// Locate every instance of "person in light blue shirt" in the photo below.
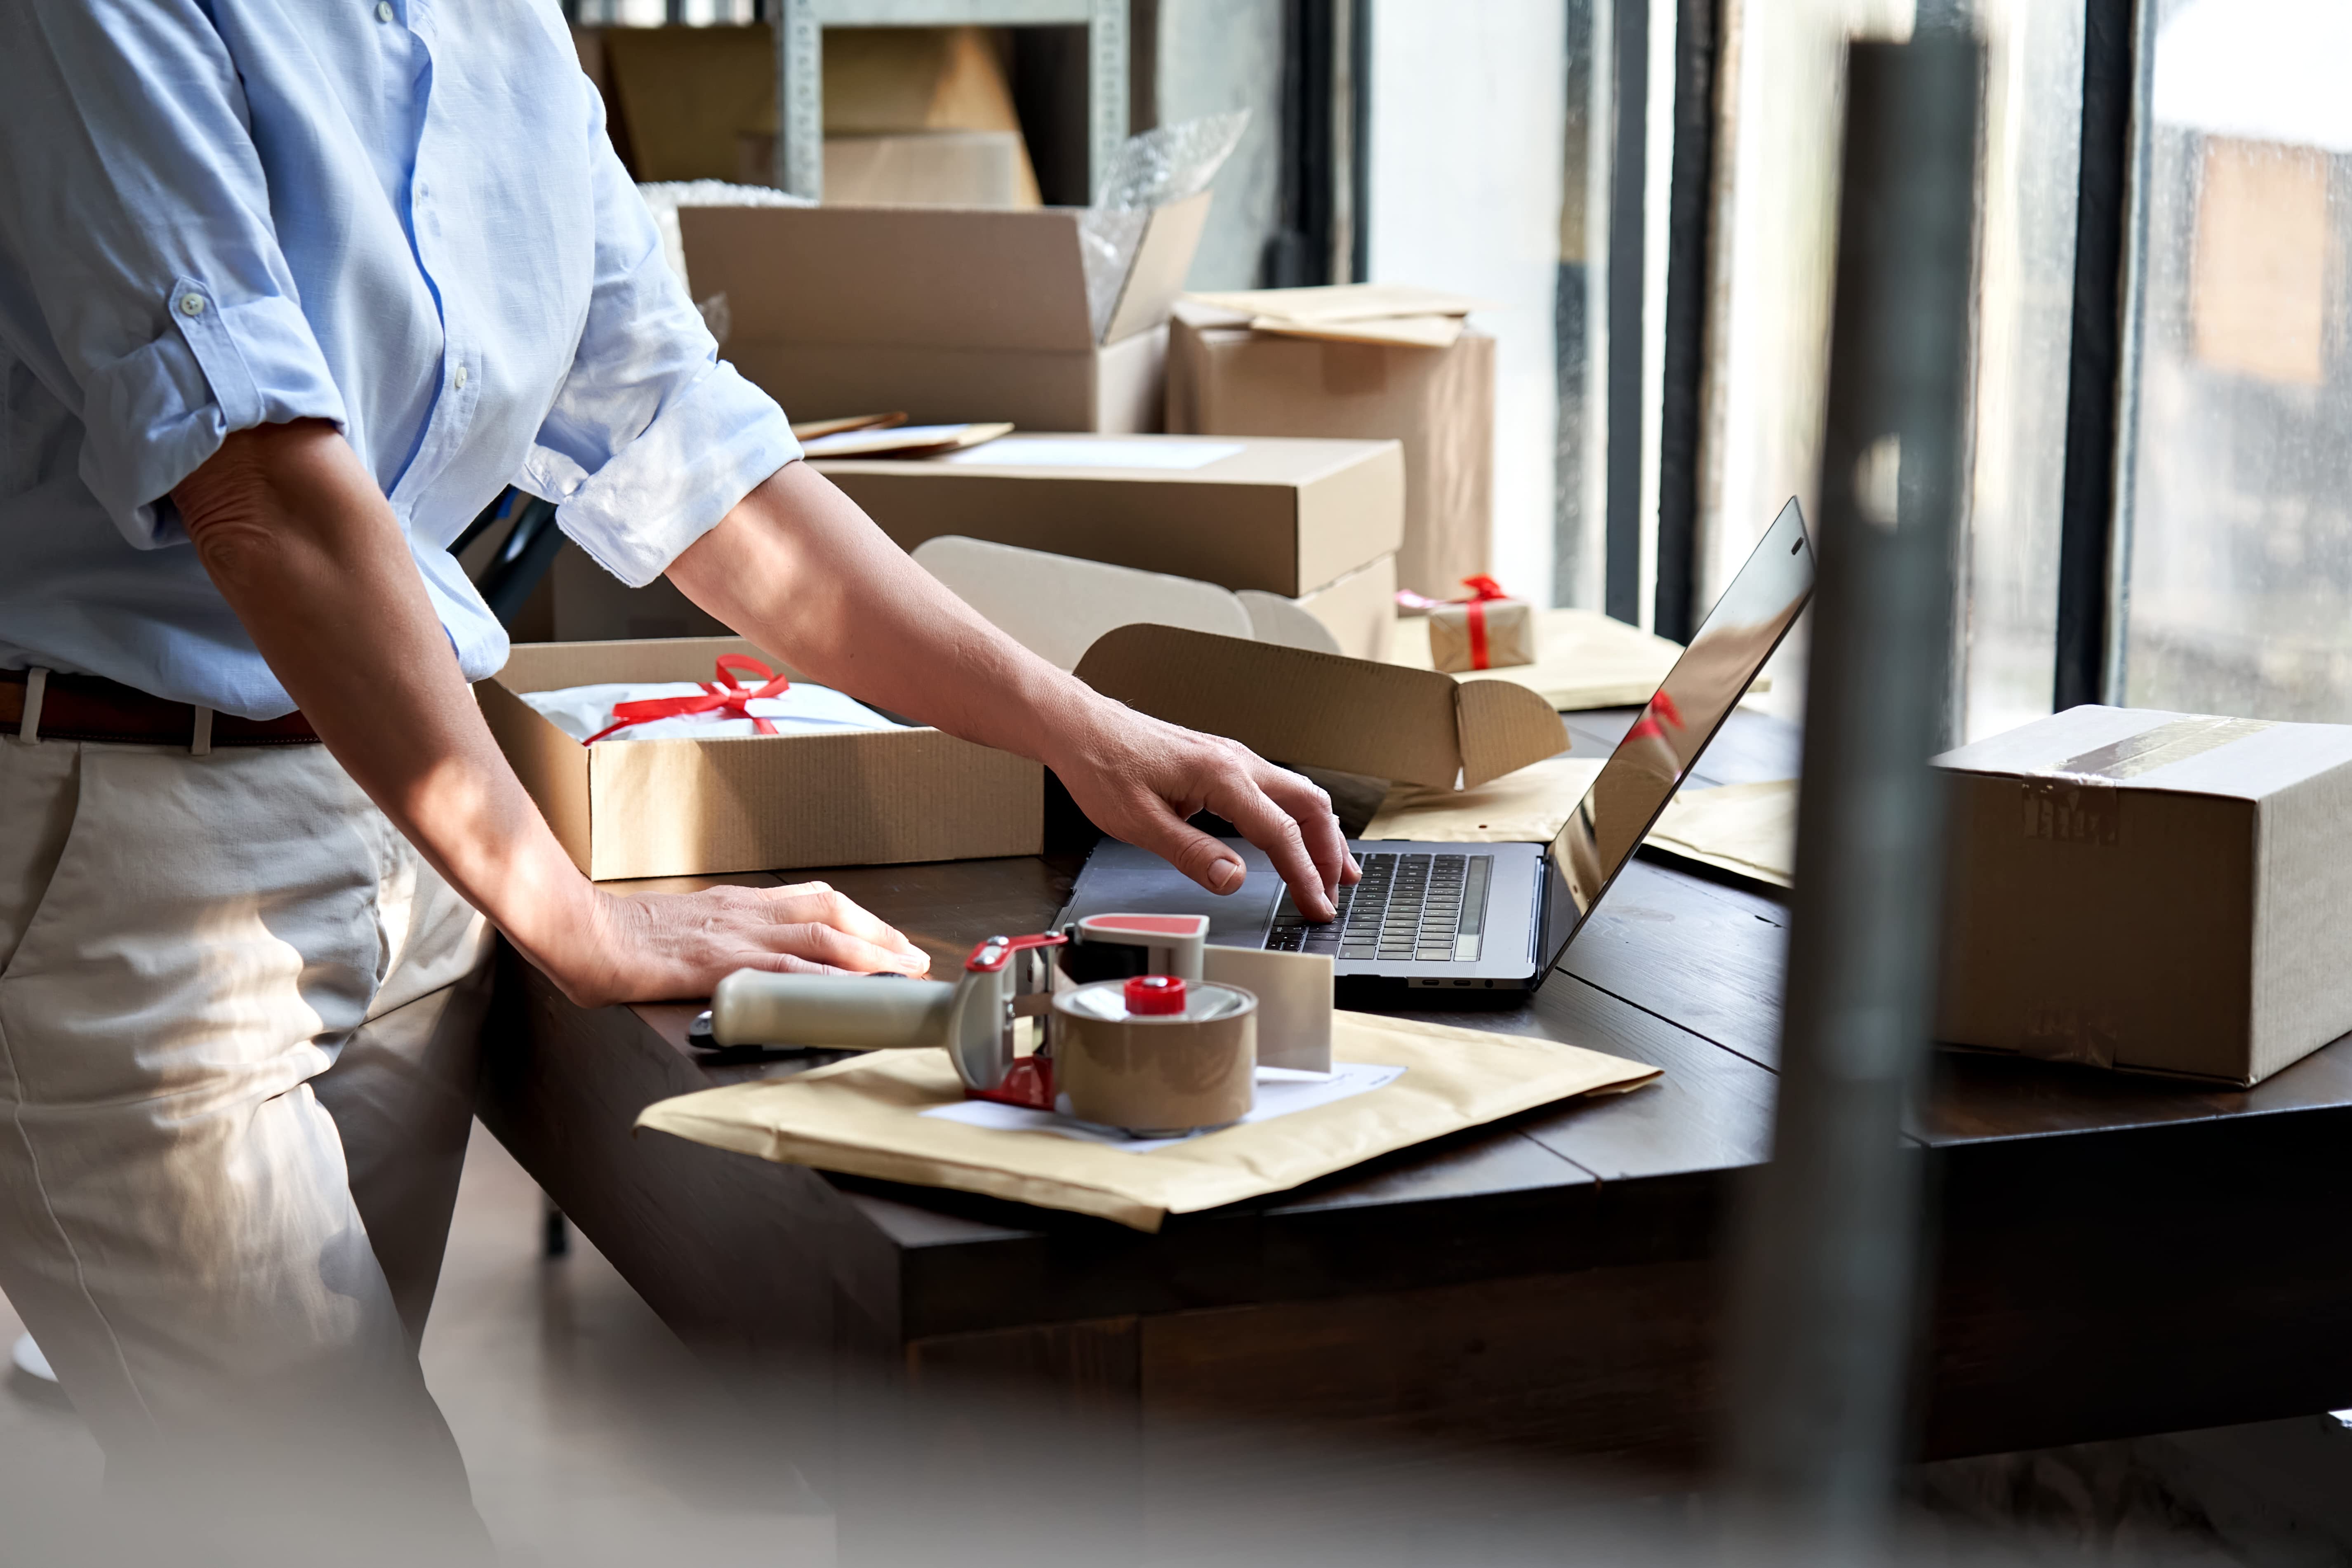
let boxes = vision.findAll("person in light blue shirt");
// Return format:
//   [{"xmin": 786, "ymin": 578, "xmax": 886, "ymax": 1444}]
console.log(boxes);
[{"xmin": 0, "ymin": 0, "xmax": 1354, "ymax": 1542}]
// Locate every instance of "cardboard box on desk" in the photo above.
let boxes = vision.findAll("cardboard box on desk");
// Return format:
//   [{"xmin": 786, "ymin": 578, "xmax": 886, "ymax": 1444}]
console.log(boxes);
[
  {"xmin": 1167, "ymin": 300, "xmax": 1494, "ymax": 598},
  {"xmin": 1935, "ymin": 706, "xmax": 2352, "ymax": 1086},
  {"xmin": 479, "ymin": 638, "xmax": 1041, "ymax": 881},
  {"xmin": 817, "ymin": 433, "xmax": 1403, "ymax": 598},
  {"xmin": 680, "ymin": 196, "xmax": 1211, "ymax": 433}
]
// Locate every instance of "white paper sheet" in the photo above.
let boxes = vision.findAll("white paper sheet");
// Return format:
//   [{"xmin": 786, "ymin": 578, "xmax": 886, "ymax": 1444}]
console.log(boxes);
[
  {"xmin": 936, "ymin": 438, "xmax": 1245, "ymax": 472},
  {"xmin": 522, "ymin": 681, "xmax": 905, "ymax": 743},
  {"xmin": 921, "ymin": 1062, "xmax": 1405, "ymax": 1153}
]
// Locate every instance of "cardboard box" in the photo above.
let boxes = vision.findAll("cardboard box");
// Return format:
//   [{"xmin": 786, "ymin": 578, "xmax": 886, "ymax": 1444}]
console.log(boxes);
[
  {"xmin": 1075, "ymin": 624, "xmax": 1567, "ymax": 791},
  {"xmin": 815, "ymin": 434, "xmax": 1403, "ymax": 598},
  {"xmin": 818, "ymin": 131, "xmax": 1036, "ymax": 208},
  {"xmin": 480, "ymin": 638, "xmax": 1042, "ymax": 881},
  {"xmin": 1268, "ymin": 554, "xmax": 1396, "ymax": 662},
  {"xmin": 1167, "ymin": 301, "xmax": 1494, "ymax": 598},
  {"xmin": 681, "ymin": 197, "xmax": 1211, "ymax": 432},
  {"xmin": 544, "ymin": 537, "xmax": 1396, "ymax": 662},
  {"xmin": 1935, "ymin": 706, "xmax": 2352, "ymax": 1085}
]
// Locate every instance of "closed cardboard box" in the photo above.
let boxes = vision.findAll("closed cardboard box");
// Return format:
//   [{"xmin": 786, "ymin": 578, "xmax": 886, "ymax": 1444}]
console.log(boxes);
[
  {"xmin": 480, "ymin": 638, "xmax": 1042, "ymax": 881},
  {"xmin": 814, "ymin": 434, "xmax": 1404, "ymax": 598},
  {"xmin": 1935, "ymin": 706, "xmax": 2352, "ymax": 1086},
  {"xmin": 680, "ymin": 198, "xmax": 1210, "ymax": 433},
  {"xmin": 1166, "ymin": 303, "xmax": 1494, "ymax": 598}
]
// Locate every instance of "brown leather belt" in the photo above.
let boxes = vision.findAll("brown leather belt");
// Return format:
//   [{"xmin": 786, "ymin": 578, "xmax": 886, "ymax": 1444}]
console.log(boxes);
[{"xmin": 1, "ymin": 668, "xmax": 320, "ymax": 749}]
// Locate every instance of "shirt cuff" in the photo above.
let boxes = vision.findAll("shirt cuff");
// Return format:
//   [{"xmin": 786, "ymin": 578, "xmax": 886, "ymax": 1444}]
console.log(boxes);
[
  {"xmin": 78, "ymin": 278, "xmax": 349, "ymax": 546},
  {"xmin": 540, "ymin": 360, "xmax": 801, "ymax": 589}
]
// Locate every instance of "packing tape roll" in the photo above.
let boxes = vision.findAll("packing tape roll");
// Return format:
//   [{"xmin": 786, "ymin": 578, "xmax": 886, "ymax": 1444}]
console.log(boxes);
[{"xmin": 1051, "ymin": 980, "xmax": 1257, "ymax": 1136}]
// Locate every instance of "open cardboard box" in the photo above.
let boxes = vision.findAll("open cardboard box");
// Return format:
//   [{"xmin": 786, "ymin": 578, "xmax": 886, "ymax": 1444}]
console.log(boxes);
[
  {"xmin": 815, "ymin": 433, "xmax": 1403, "ymax": 598},
  {"xmin": 680, "ymin": 196, "xmax": 1212, "ymax": 434},
  {"xmin": 1075, "ymin": 623, "xmax": 1569, "ymax": 790},
  {"xmin": 1936, "ymin": 705, "xmax": 2352, "ymax": 1086},
  {"xmin": 479, "ymin": 638, "xmax": 1043, "ymax": 881}
]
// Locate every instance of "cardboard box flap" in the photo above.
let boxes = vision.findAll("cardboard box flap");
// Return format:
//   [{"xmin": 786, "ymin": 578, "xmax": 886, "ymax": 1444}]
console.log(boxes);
[
  {"xmin": 1101, "ymin": 192, "xmax": 1214, "ymax": 345},
  {"xmin": 912, "ymin": 535, "xmax": 1254, "ymax": 670},
  {"xmin": 1935, "ymin": 704, "xmax": 2352, "ymax": 800},
  {"xmin": 1074, "ymin": 624, "xmax": 1565, "ymax": 790},
  {"xmin": 679, "ymin": 205, "xmax": 1095, "ymax": 351}
]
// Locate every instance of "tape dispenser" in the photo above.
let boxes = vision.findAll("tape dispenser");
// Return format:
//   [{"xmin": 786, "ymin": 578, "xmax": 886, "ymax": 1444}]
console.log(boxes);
[{"xmin": 685, "ymin": 913, "xmax": 1215, "ymax": 1111}]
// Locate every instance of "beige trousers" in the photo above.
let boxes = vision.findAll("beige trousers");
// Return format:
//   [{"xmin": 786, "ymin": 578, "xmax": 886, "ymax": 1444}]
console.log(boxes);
[{"xmin": 0, "ymin": 735, "xmax": 493, "ymax": 1541}]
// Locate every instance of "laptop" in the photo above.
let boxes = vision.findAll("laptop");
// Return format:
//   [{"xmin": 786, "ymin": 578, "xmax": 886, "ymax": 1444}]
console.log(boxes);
[{"xmin": 1059, "ymin": 498, "xmax": 1814, "ymax": 1001}]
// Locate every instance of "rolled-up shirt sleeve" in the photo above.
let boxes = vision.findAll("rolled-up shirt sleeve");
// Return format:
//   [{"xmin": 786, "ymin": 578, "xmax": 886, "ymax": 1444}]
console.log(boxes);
[
  {"xmin": 0, "ymin": 0, "xmax": 348, "ymax": 547},
  {"xmin": 521, "ymin": 83, "xmax": 800, "ymax": 589}
]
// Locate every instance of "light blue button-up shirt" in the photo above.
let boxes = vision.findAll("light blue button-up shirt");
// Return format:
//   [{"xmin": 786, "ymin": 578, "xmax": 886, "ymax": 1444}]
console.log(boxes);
[{"xmin": 0, "ymin": 0, "xmax": 799, "ymax": 718}]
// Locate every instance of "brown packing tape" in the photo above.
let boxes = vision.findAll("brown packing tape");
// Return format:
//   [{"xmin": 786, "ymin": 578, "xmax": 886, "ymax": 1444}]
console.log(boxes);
[
  {"xmin": 2046, "ymin": 716, "xmax": 2275, "ymax": 782},
  {"xmin": 1074, "ymin": 624, "xmax": 1566, "ymax": 790},
  {"xmin": 634, "ymin": 1011, "xmax": 1658, "ymax": 1232}
]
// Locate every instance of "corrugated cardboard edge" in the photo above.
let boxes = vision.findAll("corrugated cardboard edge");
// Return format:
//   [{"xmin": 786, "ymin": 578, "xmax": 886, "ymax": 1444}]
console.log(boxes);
[
  {"xmin": 1076, "ymin": 624, "xmax": 1565, "ymax": 790},
  {"xmin": 634, "ymin": 1012, "xmax": 1660, "ymax": 1232}
]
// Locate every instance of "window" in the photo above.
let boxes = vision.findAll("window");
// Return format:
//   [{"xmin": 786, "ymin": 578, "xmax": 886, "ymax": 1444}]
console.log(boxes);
[{"xmin": 2111, "ymin": 0, "xmax": 2352, "ymax": 721}]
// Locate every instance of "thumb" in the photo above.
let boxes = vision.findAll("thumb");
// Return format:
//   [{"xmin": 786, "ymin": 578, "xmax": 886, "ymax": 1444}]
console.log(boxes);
[{"xmin": 1122, "ymin": 801, "xmax": 1246, "ymax": 895}]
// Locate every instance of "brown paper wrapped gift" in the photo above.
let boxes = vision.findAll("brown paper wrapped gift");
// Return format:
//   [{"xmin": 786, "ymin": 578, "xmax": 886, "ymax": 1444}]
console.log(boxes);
[
  {"xmin": 636, "ymin": 1012, "xmax": 1657, "ymax": 1232},
  {"xmin": 1425, "ymin": 578, "xmax": 1537, "ymax": 672}
]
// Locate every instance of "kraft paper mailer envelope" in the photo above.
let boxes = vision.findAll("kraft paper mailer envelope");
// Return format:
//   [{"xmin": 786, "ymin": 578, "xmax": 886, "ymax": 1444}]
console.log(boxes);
[{"xmin": 636, "ymin": 1012, "xmax": 1658, "ymax": 1232}]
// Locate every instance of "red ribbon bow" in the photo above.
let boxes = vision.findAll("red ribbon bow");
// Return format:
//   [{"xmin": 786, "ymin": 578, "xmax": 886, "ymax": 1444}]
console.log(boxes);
[
  {"xmin": 1453, "ymin": 575, "xmax": 1511, "ymax": 670},
  {"xmin": 582, "ymin": 655, "xmax": 791, "ymax": 746}
]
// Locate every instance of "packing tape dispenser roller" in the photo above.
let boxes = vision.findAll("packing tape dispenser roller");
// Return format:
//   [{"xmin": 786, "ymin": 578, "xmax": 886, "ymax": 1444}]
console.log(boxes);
[{"xmin": 687, "ymin": 914, "xmax": 1259, "ymax": 1132}]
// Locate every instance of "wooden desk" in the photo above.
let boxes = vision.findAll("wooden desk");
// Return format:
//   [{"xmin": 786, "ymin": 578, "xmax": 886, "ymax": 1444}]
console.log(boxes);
[{"xmin": 478, "ymin": 711, "xmax": 2352, "ymax": 1484}]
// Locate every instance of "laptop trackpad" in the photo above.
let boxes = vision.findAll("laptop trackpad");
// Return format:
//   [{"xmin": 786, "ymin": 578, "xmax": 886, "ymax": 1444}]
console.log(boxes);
[{"xmin": 1061, "ymin": 840, "xmax": 1283, "ymax": 947}]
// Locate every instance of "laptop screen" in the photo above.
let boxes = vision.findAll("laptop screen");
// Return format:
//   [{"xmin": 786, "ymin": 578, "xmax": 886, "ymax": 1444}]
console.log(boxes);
[{"xmin": 1536, "ymin": 498, "xmax": 1815, "ymax": 970}]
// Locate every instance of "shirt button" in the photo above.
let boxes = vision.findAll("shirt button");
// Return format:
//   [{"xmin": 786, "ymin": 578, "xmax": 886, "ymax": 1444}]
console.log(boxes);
[
  {"xmin": 177, "ymin": 293, "xmax": 207, "ymax": 317},
  {"xmin": 452, "ymin": 365, "xmax": 469, "ymax": 390},
  {"xmin": 374, "ymin": 1, "xmax": 393, "ymax": 19}
]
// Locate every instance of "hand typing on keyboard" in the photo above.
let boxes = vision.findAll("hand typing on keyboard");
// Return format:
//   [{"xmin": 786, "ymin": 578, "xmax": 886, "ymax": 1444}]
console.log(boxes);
[{"xmin": 1266, "ymin": 852, "xmax": 1491, "ymax": 964}]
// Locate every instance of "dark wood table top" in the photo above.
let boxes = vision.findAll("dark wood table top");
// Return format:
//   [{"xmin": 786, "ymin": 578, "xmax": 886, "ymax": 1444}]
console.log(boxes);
[
  {"xmin": 604, "ymin": 708, "xmax": 2352, "ymax": 1294},
  {"xmin": 492, "ymin": 707, "xmax": 2352, "ymax": 1457}
]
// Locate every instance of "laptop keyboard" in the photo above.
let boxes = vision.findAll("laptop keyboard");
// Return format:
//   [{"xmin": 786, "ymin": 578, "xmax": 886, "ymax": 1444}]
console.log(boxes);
[{"xmin": 1266, "ymin": 851, "xmax": 1492, "ymax": 963}]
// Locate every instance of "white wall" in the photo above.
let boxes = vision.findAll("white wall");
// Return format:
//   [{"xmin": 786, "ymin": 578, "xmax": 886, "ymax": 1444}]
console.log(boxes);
[{"xmin": 1367, "ymin": 0, "xmax": 1568, "ymax": 602}]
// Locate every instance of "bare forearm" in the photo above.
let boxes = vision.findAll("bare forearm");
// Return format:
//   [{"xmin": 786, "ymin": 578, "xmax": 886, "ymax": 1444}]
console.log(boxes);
[
  {"xmin": 666, "ymin": 461, "xmax": 1110, "ymax": 768},
  {"xmin": 668, "ymin": 460, "xmax": 1356, "ymax": 918},
  {"xmin": 174, "ymin": 421, "xmax": 598, "ymax": 977}
]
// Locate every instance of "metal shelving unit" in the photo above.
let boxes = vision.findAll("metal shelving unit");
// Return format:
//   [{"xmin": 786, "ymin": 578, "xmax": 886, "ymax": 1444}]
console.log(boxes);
[{"xmin": 766, "ymin": 0, "xmax": 1128, "ymax": 201}]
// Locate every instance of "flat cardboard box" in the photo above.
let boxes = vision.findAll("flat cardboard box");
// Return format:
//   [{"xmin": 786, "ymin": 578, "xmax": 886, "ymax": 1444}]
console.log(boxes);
[
  {"xmin": 1075, "ymin": 624, "xmax": 1568, "ymax": 791},
  {"xmin": 680, "ymin": 198, "xmax": 1211, "ymax": 432},
  {"xmin": 1167, "ymin": 301, "xmax": 1494, "ymax": 598},
  {"xmin": 1935, "ymin": 706, "xmax": 2352, "ymax": 1085},
  {"xmin": 480, "ymin": 638, "xmax": 1042, "ymax": 881},
  {"xmin": 545, "ymin": 538, "xmax": 1397, "ymax": 662},
  {"xmin": 816, "ymin": 434, "xmax": 1404, "ymax": 598}
]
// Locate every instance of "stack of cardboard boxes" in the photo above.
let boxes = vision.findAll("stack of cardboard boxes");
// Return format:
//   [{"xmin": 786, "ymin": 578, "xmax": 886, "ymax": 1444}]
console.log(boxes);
[{"xmin": 516, "ymin": 174, "xmax": 1509, "ymax": 877}]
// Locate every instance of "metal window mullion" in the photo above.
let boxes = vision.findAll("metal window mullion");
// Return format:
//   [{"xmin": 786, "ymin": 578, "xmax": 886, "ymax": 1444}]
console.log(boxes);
[{"xmin": 2100, "ymin": 0, "xmax": 2158, "ymax": 706}]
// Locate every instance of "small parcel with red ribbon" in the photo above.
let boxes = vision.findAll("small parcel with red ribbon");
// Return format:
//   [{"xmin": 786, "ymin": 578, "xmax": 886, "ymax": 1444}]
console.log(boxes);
[
  {"xmin": 1934, "ymin": 705, "xmax": 2352, "ymax": 1086},
  {"xmin": 479, "ymin": 636, "xmax": 1044, "ymax": 881}
]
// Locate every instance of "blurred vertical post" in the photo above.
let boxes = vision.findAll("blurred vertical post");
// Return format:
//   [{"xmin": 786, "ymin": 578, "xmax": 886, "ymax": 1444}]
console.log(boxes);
[{"xmin": 1723, "ymin": 27, "xmax": 1981, "ymax": 1562}]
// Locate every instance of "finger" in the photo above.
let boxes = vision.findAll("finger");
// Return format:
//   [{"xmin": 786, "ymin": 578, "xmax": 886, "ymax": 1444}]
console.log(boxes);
[
  {"xmin": 1205, "ymin": 779, "xmax": 1335, "ymax": 923},
  {"xmin": 1116, "ymin": 793, "xmax": 1253, "ymax": 899},
  {"xmin": 763, "ymin": 886, "xmax": 922, "ymax": 960},
  {"xmin": 735, "ymin": 951, "xmax": 854, "ymax": 977},
  {"xmin": 770, "ymin": 921, "xmax": 931, "ymax": 975},
  {"xmin": 1255, "ymin": 766, "xmax": 1358, "ymax": 894}
]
